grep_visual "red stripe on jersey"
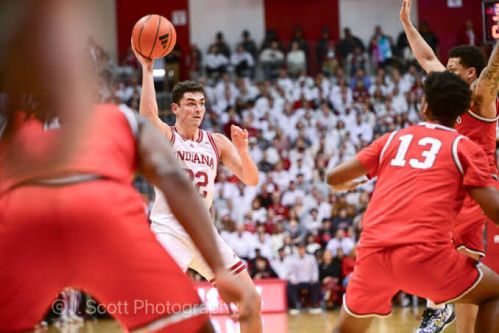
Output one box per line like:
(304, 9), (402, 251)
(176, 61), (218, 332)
(206, 132), (220, 165)
(466, 109), (499, 123)
(196, 130), (204, 143)
(172, 126), (186, 141)
(170, 126), (176, 144)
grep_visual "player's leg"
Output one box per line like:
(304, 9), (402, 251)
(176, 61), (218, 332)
(63, 182), (210, 333)
(455, 303), (477, 333)
(189, 233), (262, 333)
(333, 249), (396, 333)
(453, 226), (485, 333)
(415, 300), (455, 333)
(403, 243), (498, 333)
(0, 187), (68, 332)
(416, 212), (485, 333)
(332, 308), (373, 333)
(229, 270), (263, 333)
(454, 264), (499, 333)
(153, 230), (195, 272)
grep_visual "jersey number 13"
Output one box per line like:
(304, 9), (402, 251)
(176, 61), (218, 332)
(390, 134), (442, 169)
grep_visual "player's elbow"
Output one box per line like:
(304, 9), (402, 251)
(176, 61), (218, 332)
(244, 175), (259, 186)
(492, 206), (499, 225)
(327, 171), (339, 186)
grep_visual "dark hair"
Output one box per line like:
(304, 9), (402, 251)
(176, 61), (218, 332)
(171, 80), (205, 105)
(423, 71), (471, 126)
(448, 45), (487, 77)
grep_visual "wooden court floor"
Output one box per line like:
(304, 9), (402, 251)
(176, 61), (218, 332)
(38, 308), (456, 333)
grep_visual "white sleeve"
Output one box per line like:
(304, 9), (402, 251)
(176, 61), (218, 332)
(119, 104), (139, 137)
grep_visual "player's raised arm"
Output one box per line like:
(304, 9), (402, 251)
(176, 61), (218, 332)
(400, 0), (446, 73)
(474, 42), (499, 110)
(213, 125), (259, 186)
(132, 40), (172, 140)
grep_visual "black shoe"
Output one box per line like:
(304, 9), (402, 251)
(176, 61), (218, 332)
(415, 304), (455, 333)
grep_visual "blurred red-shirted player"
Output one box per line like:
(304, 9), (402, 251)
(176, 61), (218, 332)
(327, 72), (499, 333)
(0, 1), (251, 332)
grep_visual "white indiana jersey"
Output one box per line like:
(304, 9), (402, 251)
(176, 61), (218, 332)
(150, 127), (219, 235)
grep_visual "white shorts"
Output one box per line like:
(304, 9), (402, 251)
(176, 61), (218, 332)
(151, 223), (246, 282)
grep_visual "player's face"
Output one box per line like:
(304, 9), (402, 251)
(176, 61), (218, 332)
(175, 92), (206, 127)
(446, 58), (474, 85)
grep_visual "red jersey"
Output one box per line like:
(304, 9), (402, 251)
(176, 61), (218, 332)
(0, 104), (138, 192)
(455, 100), (499, 177)
(356, 123), (492, 254)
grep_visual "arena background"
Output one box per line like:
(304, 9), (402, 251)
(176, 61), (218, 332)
(39, 0), (499, 332)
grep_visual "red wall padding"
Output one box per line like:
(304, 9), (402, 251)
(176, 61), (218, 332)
(417, 0), (483, 63)
(263, 0), (340, 73)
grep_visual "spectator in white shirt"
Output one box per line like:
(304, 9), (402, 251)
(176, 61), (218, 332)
(271, 247), (291, 280)
(205, 45), (229, 78)
(248, 137), (263, 165)
(326, 229), (355, 256)
(303, 208), (322, 233)
(229, 224), (253, 260)
(231, 182), (258, 223)
(251, 232), (274, 260)
(286, 42), (307, 78)
(287, 244), (322, 313)
(391, 87), (409, 114)
(281, 181), (306, 207)
(231, 44), (254, 78)
(276, 68), (294, 97)
(260, 41), (284, 80)
(249, 197), (267, 224)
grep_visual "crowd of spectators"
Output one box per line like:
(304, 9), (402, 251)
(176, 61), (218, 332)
(89, 22), (486, 313)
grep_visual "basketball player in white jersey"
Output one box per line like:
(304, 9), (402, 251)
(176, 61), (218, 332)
(133, 46), (263, 333)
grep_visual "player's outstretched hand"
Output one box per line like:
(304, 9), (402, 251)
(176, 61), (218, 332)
(230, 125), (249, 151)
(130, 38), (153, 71)
(400, 0), (412, 24)
(330, 179), (367, 192)
(214, 270), (252, 324)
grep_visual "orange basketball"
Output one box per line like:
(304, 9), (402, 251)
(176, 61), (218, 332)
(131, 14), (177, 60)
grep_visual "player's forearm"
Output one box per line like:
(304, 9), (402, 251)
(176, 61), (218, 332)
(237, 149), (259, 186)
(469, 186), (499, 225)
(476, 42), (499, 101)
(327, 158), (367, 188)
(139, 66), (160, 120)
(401, 20), (445, 73)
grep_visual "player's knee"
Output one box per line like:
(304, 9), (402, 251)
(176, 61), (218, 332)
(248, 288), (262, 313)
(332, 326), (349, 333)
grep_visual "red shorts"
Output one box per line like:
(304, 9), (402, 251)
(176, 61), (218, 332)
(0, 181), (208, 333)
(453, 195), (487, 257)
(344, 243), (482, 317)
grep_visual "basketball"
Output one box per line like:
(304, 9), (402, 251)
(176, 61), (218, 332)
(131, 14), (177, 60)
